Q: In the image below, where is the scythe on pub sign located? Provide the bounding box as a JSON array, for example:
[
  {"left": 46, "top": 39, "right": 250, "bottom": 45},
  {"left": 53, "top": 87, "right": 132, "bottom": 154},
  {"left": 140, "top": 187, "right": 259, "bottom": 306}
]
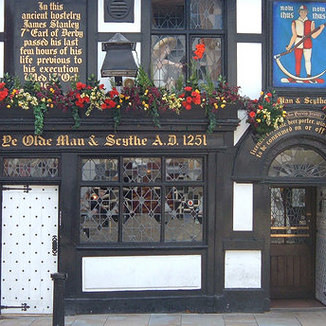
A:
[{"left": 274, "top": 22, "right": 326, "bottom": 82}]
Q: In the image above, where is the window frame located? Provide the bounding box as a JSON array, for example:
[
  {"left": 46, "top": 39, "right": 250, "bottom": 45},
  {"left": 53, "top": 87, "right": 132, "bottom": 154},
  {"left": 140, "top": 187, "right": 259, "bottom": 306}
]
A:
[
  {"left": 150, "top": 0, "right": 226, "bottom": 83},
  {"left": 78, "top": 154, "right": 207, "bottom": 247}
]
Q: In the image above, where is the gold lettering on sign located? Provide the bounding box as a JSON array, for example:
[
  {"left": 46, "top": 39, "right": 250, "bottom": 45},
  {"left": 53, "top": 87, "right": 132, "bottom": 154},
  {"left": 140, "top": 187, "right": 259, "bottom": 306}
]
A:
[
  {"left": 19, "top": 1, "right": 84, "bottom": 85},
  {"left": 2, "top": 135, "right": 18, "bottom": 147},
  {"left": 250, "top": 111, "right": 326, "bottom": 158},
  {"left": 0, "top": 133, "right": 210, "bottom": 148},
  {"left": 56, "top": 135, "right": 85, "bottom": 146},
  {"left": 22, "top": 135, "right": 52, "bottom": 146}
]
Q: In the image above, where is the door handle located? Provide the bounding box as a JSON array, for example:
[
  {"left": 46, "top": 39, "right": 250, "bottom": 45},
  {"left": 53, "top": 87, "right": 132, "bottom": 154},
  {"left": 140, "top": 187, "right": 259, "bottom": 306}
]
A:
[{"left": 52, "top": 235, "right": 58, "bottom": 256}]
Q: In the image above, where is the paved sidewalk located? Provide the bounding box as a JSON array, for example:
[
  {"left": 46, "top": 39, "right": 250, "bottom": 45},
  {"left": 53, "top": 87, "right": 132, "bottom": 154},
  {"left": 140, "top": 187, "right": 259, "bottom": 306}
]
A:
[{"left": 1, "top": 308, "right": 326, "bottom": 326}]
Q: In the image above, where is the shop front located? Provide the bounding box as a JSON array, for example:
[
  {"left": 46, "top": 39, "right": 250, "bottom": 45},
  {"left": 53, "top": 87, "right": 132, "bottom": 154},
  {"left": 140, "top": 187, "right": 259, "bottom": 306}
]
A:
[
  {"left": 234, "top": 108, "right": 326, "bottom": 307},
  {"left": 1, "top": 107, "right": 262, "bottom": 314}
]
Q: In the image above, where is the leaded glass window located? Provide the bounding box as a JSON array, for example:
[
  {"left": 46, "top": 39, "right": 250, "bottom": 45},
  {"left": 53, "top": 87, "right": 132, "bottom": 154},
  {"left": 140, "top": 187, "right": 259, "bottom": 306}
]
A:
[
  {"left": 123, "top": 157, "right": 161, "bottom": 182},
  {"left": 82, "top": 158, "right": 118, "bottom": 181},
  {"left": 268, "top": 146, "right": 326, "bottom": 177},
  {"left": 271, "top": 187, "right": 311, "bottom": 244},
  {"left": 166, "top": 158, "right": 203, "bottom": 181},
  {"left": 3, "top": 158, "right": 59, "bottom": 177},
  {"left": 80, "top": 186, "right": 119, "bottom": 242},
  {"left": 190, "top": 0, "right": 223, "bottom": 29},
  {"left": 152, "top": 0, "right": 185, "bottom": 29},
  {"left": 151, "top": 0, "right": 223, "bottom": 88},
  {"left": 123, "top": 186, "right": 161, "bottom": 242},
  {"left": 80, "top": 156, "right": 205, "bottom": 244},
  {"left": 165, "top": 186, "right": 203, "bottom": 242}
]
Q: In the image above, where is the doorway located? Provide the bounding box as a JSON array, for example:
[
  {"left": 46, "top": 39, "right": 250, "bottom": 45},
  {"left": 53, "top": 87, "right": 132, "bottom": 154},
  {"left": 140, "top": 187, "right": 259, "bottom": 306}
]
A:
[
  {"left": 1, "top": 185, "right": 59, "bottom": 314},
  {"left": 270, "top": 187, "right": 315, "bottom": 299}
]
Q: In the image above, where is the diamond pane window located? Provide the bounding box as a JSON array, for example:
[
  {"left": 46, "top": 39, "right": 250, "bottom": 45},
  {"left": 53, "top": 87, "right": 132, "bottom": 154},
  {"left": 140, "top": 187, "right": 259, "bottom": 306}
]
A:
[
  {"left": 82, "top": 158, "right": 118, "bottom": 181},
  {"left": 166, "top": 158, "right": 203, "bottom": 181},
  {"left": 151, "top": 35, "right": 185, "bottom": 89},
  {"left": 190, "top": 0, "right": 223, "bottom": 29},
  {"left": 165, "top": 186, "right": 203, "bottom": 242},
  {"left": 192, "top": 37, "right": 221, "bottom": 84},
  {"left": 152, "top": 0, "right": 185, "bottom": 29},
  {"left": 123, "top": 186, "right": 161, "bottom": 242},
  {"left": 271, "top": 188, "right": 310, "bottom": 244},
  {"left": 80, "top": 187, "right": 119, "bottom": 243},
  {"left": 3, "top": 158, "right": 59, "bottom": 177},
  {"left": 123, "top": 157, "right": 161, "bottom": 183},
  {"left": 151, "top": 0, "right": 223, "bottom": 89},
  {"left": 268, "top": 146, "right": 326, "bottom": 177},
  {"left": 80, "top": 156, "right": 205, "bottom": 244}
]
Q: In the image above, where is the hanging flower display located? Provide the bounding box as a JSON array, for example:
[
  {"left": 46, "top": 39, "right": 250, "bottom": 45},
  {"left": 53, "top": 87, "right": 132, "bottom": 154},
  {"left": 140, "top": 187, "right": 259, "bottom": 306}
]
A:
[{"left": 246, "top": 90, "right": 287, "bottom": 139}]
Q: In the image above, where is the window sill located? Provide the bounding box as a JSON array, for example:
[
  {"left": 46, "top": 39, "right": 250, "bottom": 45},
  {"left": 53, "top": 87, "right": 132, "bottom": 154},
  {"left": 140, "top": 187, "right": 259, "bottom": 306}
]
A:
[{"left": 76, "top": 243, "right": 208, "bottom": 251}]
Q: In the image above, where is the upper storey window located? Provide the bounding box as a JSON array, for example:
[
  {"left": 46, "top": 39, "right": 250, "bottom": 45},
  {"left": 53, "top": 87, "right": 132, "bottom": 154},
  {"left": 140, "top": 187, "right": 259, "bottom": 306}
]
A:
[{"left": 151, "top": 0, "right": 223, "bottom": 89}]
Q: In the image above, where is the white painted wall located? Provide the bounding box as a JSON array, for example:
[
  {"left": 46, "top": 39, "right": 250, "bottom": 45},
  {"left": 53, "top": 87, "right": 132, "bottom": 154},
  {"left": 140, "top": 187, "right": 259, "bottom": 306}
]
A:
[
  {"left": 234, "top": 109, "right": 249, "bottom": 145},
  {"left": 236, "top": 0, "right": 261, "bottom": 34},
  {"left": 315, "top": 187, "right": 326, "bottom": 305},
  {"left": 0, "top": 0, "right": 4, "bottom": 32},
  {"left": 82, "top": 255, "right": 202, "bottom": 292},
  {"left": 0, "top": 42, "right": 3, "bottom": 78},
  {"left": 233, "top": 182, "right": 253, "bottom": 231},
  {"left": 237, "top": 43, "right": 262, "bottom": 100},
  {"left": 225, "top": 250, "right": 261, "bottom": 288},
  {"left": 98, "top": 0, "right": 141, "bottom": 33}
]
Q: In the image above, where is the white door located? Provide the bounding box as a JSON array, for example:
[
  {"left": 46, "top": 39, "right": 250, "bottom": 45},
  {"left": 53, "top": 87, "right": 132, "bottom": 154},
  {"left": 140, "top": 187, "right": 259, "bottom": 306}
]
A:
[{"left": 1, "top": 185, "right": 59, "bottom": 314}]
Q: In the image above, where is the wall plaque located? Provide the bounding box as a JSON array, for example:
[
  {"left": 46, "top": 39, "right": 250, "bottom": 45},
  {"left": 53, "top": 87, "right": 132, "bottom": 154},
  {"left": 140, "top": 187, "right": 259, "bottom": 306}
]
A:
[{"left": 9, "top": 0, "right": 87, "bottom": 87}]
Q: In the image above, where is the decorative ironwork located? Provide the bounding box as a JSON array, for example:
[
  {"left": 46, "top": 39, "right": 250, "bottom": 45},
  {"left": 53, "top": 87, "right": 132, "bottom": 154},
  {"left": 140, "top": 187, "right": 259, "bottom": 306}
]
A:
[
  {"left": 268, "top": 146, "right": 326, "bottom": 177},
  {"left": 152, "top": 0, "right": 185, "bottom": 29},
  {"left": 271, "top": 188, "right": 310, "bottom": 244},
  {"left": 80, "top": 187, "right": 119, "bottom": 243},
  {"left": 151, "top": 35, "right": 185, "bottom": 88},
  {"left": 192, "top": 37, "right": 221, "bottom": 84},
  {"left": 52, "top": 235, "right": 58, "bottom": 256},
  {"left": 190, "top": 0, "right": 223, "bottom": 29},
  {"left": 165, "top": 186, "right": 203, "bottom": 242},
  {"left": 82, "top": 158, "right": 118, "bottom": 181},
  {"left": 123, "top": 157, "right": 161, "bottom": 183},
  {"left": 123, "top": 186, "right": 161, "bottom": 242},
  {"left": 3, "top": 158, "right": 59, "bottom": 178},
  {"left": 166, "top": 158, "right": 203, "bottom": 181}
]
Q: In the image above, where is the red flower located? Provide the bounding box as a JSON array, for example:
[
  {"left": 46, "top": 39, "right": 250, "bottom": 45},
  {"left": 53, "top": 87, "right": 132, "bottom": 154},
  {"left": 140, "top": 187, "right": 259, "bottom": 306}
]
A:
[
  {"left": 193, "top": 43, "right": 205, "bottom": 60},
  {"left": 185, "top": 104, "right": 192, "bottom": 110},
  {"left": 249, "top": 111, "right": 256, "bottom": 118},
  {"left": 266, "top": 92, "right": 272, "bottom": 97},
  {"left": 101, "top": 98, "right": 116, "bottom": 109},
  {"left": 184, "top": 86, "right": 192, "bottom": 92},
  {"left": 265, "top": 98, "right": 270, "bottom": 103},
  {"left": 76, "top": 82, "right": 86, "bottom": 90},
  {"left": 186, "top": 96, "right": 193, "bottom": 104},
  {"left": 0, "top": 82, "right": 6, "bottom": 89},
  {"left": 191, "top": 91, "right": 201, "bottom": 105},
  {"left": 99, "top": 84, "right": 105, "bottom": 89},
  {"left": 109, "top": 87, "right": 119, "bottom": 98},
  {"left": 0, "top": 88, "right": 8, "bottom": 101}
]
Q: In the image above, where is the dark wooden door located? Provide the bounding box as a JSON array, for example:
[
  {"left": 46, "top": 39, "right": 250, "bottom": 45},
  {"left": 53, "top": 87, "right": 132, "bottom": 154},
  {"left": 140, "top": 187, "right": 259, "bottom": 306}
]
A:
[{"left": 270, "top": 187, "right": 315, "bottom": 299}]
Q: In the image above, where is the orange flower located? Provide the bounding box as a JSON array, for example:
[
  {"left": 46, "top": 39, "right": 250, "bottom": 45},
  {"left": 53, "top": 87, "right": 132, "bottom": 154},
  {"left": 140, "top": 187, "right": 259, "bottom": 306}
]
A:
[
  {"left": 193, "top": 43, "right": 205, "bottom": 60},
  {"left": 249, "top": 111, "right": 256, "bottom": 118}
]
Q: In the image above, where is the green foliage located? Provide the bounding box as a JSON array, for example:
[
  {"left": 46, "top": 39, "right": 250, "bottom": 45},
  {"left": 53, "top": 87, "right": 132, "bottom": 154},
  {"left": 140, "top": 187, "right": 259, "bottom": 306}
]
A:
[{"left": 135, "top": 66, "right": 154, "bottom": 89}]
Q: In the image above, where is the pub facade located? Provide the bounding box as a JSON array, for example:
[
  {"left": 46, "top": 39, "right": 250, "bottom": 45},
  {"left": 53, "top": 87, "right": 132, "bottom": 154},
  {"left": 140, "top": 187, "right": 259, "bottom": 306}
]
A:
[{"left": 0, "top": 0, "right": 326, "bottom": 315}]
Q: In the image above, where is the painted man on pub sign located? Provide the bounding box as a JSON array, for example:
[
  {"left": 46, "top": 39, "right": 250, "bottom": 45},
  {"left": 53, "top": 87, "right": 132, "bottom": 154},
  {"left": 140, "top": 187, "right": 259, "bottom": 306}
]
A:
[{"left": 273, "top": 2, "right": 326, "bottom": 88}]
